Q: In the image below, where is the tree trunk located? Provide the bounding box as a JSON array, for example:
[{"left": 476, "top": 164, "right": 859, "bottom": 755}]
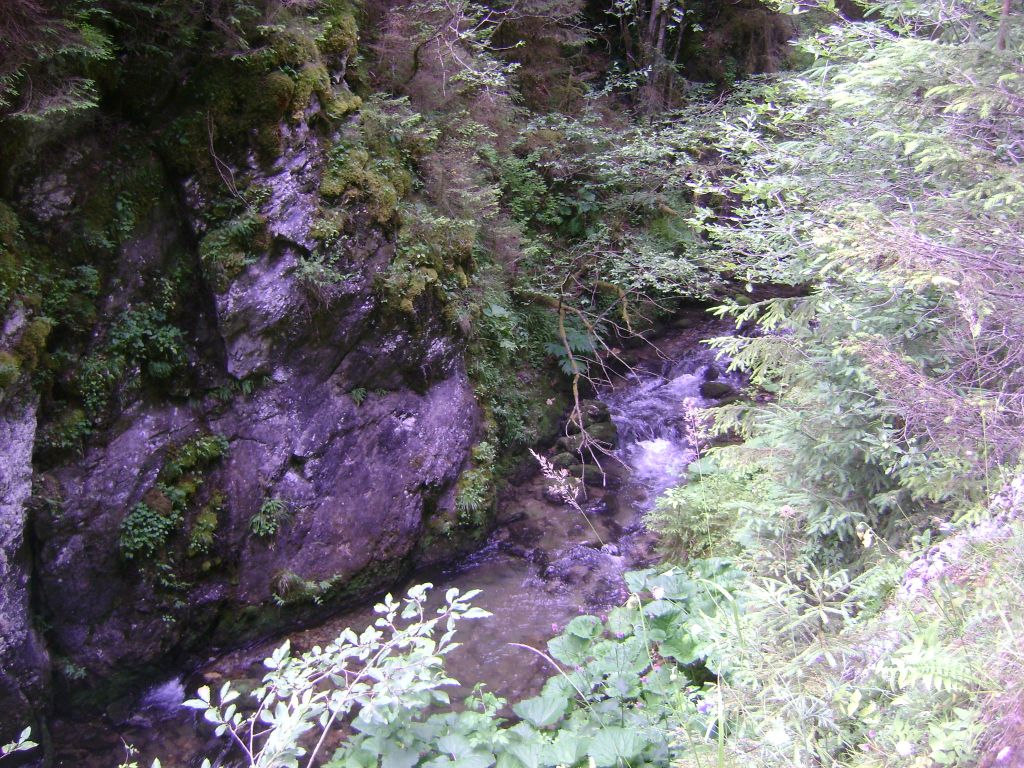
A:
[{"left": 997, "top": 0, "right": 1012, "bottom": 51}]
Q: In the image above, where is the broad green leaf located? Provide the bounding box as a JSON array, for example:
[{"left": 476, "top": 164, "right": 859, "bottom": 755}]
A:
[
  {"left": 512, "top": 692, "right": 569, "bottom": 728},
  {"left": 380, "top": 748, "right": 419, "bottom": 768},
  {"left": 565, "top": 615, "right": 603, "bottom": 639},
  {"left": 587, "top": 727, "right": 646, "bottom": 767}
]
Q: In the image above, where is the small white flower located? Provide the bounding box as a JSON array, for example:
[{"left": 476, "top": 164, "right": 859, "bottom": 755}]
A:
[
  {"left": 651, "top": 586, "right": 666, "bottom": 600},
  {"left": 895, "top": 741, "right": 914, "bottom": 757},
  {"left": 765, "top": 722, "right": 790, "bottom": 748}
]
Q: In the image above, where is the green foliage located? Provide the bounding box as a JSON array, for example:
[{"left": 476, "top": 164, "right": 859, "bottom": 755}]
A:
[
  {"left": 118, "top": 432, "right": 228, "bottom": 568},
  {"left": 348, "top": 387, "right": 368, "bottom": 405},
  {"left": 188, "top": 492, "right": 223, "bottom": 558},
  {"left": 57, "top": 658, "right": 87, "bottom": 682},
  {"left": 271, "top": 569, "right": 341, "bottom": 606},
  {"left": 0, "top": 0, "right": 114, "bottom": 122},
  {"left": 36, "top": 407, "right": 92, "bottom": 455},
  {"left": 1, "top": 728, "right": 37, "bottom": 759},
  {"left": 162, "top": 434, "right": 229, "bottom": 482},
  {"left": 108, "top": 305, "right": 186, "bottom": 380},
  {"left": 632, "top": 0, "right": 1024, "bottom": 564},
  {"left": 185, "top": 563, "right": 752, "bottom": 768},
  {"left": 455, "top": 442, "right": 498, "bottom": 526},
  {"left": 119, "top": 502, "right": 181, "bottom": 562},
  {"left": 209, "top": 374, "right": 270, "bottom": 403},
  {"left": 485, "top": 148, "right": 570, "bottom": 229},
  {"left": 198, "top": 211, "right": 268, "bottom": 293},
  {"left": 250, "top": 497, "right": 291, "bottom": 539},
  {"left": 74, "top": 352, "right": 126, "bottom": 418},
  {"left": 69, "top": 302, "right": 189, "bottom": 419},
  {"left": 649, "top": 450, "right": 793, "bottom": 560},
  {"left": 628, "top": 1, "right": 1024, "bottom": 764},
  {"left": 669, "top": 502, "right": 1024, "bottom": 768},
  {"left": 294, "top": 252, "right": 355, "bottom": 305},
  {"left": 543, "top": 322, "right": 596, "bottom": 376}
]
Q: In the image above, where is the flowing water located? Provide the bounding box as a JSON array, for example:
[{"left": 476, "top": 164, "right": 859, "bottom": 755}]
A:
[{"left": 52, "top": 323, "right": 740, "bottom": 766}]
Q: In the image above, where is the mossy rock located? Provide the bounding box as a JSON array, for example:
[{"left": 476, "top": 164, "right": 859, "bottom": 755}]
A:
[
  {"left": 321, "top": 136, "right": 411, "bottom": 224},
  {"left": 587, "top": 421, "right": 618, "bottom": 446},
  {"left": 310, "top": 208, "right": 349, "bottom": 243},
  {"left": 189, "top": 501, "right": 220, "bottom": 552},
  {"left": 14, "top": 317, "right": 53, "bottom": 365},
  {"left": 261, "top": 71, "right": 297, "bottom": 117},
  {"left": 271, "top": 28, "right": 322, "bottom": 69},
  {"left": 0, "top": 351, "right": 21, "bottom": 389},
  {"left": 325, "top": 89, "right": 362, "bottom": 119},
  {"left": 319, "top": 12, "right": 359, "bottom": 58},
  {"left": 557, "top": 421, "right": 617, "bottom": 452},
  {"left": 293, "top": 62, "right": 332, "bottom": 119},
  {"left": 551, "top": 452, "right": 577, "bottom": 470},
  {"left": 566, "top": 399, "right": 611, "bottom": 433},
  {"left": 569, "top": 464, "right": 609, "bottom": 487}
]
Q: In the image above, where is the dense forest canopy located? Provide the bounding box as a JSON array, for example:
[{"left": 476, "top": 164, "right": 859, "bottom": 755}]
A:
[{"left": 1, "top": 0, "right": 1023, "bottom": 765}]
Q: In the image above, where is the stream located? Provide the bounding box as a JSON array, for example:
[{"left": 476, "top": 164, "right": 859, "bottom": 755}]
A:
[{"left": 51, "top": 322, "right": 741, "bottom": 767}]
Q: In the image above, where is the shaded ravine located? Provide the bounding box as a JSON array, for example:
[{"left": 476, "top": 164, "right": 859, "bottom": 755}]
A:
[{"left": 51, "top": 324, "right": 741, "bottom": 767}]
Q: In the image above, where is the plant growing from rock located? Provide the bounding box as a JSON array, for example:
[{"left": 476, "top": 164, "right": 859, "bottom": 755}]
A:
[
  {"left": 250, "top": 497, "right": 291, "bottom": 539},
  {"left": 271, "top": 570, "right": 342, "bottom": 607},
  {"left": 119, "top": 501, "right": 182, "bottom": 561}
]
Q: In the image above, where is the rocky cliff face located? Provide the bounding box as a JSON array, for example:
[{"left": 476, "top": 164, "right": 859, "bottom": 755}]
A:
[
  {"left": 0, "top": 311, "right": 50, "bottom": 739},
  {"left": 0, "top": 27, "right": 482, "bottom": 735}
]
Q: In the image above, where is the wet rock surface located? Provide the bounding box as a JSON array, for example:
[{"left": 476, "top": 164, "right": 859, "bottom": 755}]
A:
[{"left": 0, "top": 378, "right": 49, "bottom": 740}]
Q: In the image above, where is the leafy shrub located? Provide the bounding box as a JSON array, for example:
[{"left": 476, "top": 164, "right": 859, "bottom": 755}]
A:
[
  {"left": 650, "top": 448, "right": 797, "bottom": 560},
  {"left": 108, "top": 305, "right": 187, "bottom": 380},
  {"left": 74, "top": 352, "right": 126, "bottom": 417},
  {"left": 184, "top": 565, "right": 743, "bottom": 768}
]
